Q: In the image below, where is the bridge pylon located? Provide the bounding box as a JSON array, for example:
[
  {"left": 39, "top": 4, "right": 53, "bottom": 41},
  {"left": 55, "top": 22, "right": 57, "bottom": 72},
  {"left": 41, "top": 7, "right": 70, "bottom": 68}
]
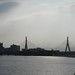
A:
[
  {"left": 25, "top": 36, "right": 28, "bottom": 50},
  {"left": 65, "top": 36, "right": 70, "bottom": 52}
]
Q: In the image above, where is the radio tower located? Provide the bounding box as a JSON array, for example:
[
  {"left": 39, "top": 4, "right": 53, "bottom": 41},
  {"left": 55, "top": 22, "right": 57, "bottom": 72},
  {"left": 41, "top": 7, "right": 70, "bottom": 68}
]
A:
[
  {"left": 65, "top": 36, "right": 70, "bottom": 52},
  {"left": 25, "top": 36, "right": 28, "bottom": 50}
]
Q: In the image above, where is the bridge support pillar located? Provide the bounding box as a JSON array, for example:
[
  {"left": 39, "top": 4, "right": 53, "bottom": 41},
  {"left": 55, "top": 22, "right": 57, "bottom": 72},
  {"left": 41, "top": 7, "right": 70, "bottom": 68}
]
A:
[{"left": 65, "top": 36, "right": 70, "bottom": 52}]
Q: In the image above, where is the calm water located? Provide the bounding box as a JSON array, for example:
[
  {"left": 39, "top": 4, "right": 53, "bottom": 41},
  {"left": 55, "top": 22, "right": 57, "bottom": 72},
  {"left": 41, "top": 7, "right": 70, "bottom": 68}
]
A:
[{"left": 0, "top": 56, "right": 75, "bottom": 75}]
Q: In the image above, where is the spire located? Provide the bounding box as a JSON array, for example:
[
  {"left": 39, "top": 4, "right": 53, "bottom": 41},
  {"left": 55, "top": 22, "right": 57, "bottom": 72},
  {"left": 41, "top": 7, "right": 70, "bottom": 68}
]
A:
[
  {"left": 65, "top": 36, "right": 70, "bottom": 52},
  {"left": 25, "top": 36, "right": 28, "bottom": 50}
]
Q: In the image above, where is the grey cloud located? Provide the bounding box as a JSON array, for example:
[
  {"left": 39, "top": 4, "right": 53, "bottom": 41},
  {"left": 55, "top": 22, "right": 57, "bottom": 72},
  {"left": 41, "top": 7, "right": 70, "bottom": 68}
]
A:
[
  {"left": 71, "top": 4, "right": 75, "bottom": 9},
  {"left": 0, "top": 1, "right": 19, "bottom": 13},
  {"left": 70, "top": 4, "right": 75, "bottom": 13},
  {"left": 0, "top": 0, "right": 7, "bottom": 2}
]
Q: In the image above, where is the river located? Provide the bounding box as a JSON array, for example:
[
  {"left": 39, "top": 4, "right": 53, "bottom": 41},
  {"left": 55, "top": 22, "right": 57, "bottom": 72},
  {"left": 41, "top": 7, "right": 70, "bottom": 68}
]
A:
[{"left": 0, "top": 56, "right": 75, "bottom": 75}]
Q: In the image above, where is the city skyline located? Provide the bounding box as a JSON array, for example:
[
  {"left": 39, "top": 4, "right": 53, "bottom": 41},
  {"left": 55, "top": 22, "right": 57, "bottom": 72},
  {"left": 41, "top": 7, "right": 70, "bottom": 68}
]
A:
[
  {"left": 0, "top": 0, "right": 75, "bottom": 49},
  {"left": 0, "top": 36, "right": 75, "bottom": 51},
  {"left": 0, "top": 36, "right": 75, "bottom": 57}
]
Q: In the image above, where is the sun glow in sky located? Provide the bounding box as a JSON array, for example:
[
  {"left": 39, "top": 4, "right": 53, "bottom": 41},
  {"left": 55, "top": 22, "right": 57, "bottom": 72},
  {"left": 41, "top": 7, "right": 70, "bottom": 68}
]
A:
[{"left": 0, "top": 0, "right": 75, "bottom": 49}]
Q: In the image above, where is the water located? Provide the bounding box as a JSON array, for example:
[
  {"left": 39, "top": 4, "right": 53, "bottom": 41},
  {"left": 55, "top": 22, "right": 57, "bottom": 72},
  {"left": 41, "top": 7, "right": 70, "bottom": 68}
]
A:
[{"left": 0, "top": 56, "right": 75, "bottom": 75}]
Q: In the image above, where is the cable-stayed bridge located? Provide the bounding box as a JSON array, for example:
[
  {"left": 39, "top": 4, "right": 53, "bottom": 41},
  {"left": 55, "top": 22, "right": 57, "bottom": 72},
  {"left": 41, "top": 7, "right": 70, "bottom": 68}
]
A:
[
  {"left": 1, "top": 36, "right": 75, "bottom": 57},
  {"left": 20, "top": 37, "right": 75, "bottom": 52},
  {"left": 20, "top": 40, "right": 39, "bottom": 50},
  {"left": 54, "top": 37, "right": 75, "bottom": 52}
]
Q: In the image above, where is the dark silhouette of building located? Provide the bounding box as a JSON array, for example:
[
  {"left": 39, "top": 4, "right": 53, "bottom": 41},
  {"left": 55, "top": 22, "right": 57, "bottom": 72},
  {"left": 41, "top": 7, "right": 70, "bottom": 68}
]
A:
[
  {"left": 0, "top": 43, "right": 3, "bottom": 48},
  {"left": 9, "top": 44, "right": 20, "bottom": 55},
  {"left": 10, "top": 44, "right": 20, "bottom": 51},
  {"left": 65, "top": 36, "right": 70, "bottom": 52},
  {"left": 0, "top": 43, "right": 4, "bottom": 54}
]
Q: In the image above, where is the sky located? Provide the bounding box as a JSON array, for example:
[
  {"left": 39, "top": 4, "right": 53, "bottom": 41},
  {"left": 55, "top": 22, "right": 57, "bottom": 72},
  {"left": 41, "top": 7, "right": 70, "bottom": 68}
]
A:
[{"left": 0, "top": 0, "right": 75, "bottom": 50}]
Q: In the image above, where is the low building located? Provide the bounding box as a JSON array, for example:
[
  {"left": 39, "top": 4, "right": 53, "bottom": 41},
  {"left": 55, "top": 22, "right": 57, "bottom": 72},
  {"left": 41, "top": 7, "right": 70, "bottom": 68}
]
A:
[{"left": 10, "top": 44, "right": 20, "bottom": 55}]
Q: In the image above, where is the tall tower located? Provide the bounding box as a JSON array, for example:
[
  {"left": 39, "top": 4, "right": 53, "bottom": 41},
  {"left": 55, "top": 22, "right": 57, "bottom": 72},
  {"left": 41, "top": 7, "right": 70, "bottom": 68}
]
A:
[
  {"left": 25, "top": 36, "right": 28, "bottom": 50},
  {"left": 65, "top": 36, "right": 70, "bottom": 52}
]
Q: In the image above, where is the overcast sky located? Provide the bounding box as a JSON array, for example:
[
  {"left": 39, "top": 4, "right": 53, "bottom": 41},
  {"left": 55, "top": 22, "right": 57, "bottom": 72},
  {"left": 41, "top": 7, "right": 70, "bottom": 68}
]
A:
[{"left": 0, "top": 0, "right": 75, "bottom": 50}]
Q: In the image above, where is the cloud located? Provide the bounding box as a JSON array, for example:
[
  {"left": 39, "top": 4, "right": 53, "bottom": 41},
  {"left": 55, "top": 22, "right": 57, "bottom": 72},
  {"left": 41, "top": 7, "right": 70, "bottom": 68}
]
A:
[
  {"left": 0, "top": 0, "right": 10, "bottom": 4},
  {"left": 0, "top": 1, "right": 19, "bottom": 14},
  {"left": 0, "top": 0, "right": 7, "bottom": 1}
]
